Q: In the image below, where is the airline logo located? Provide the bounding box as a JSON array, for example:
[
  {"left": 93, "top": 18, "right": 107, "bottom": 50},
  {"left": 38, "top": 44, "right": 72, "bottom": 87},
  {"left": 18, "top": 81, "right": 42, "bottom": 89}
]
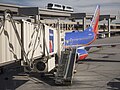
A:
[
  {"left": 49, "top": 29, "right": 54, "bottom": 53},
  {"left": 91, "top": 5, "right": 100, "bottom": 34}
]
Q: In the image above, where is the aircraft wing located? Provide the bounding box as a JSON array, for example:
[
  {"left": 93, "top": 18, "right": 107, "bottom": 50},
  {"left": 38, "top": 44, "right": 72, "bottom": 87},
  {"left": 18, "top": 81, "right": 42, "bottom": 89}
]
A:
[
  {"left": 88, "top": 43, "right": 120, "bottom": 47},
  {"left": 85, "top": 43, "right": 120, "bottom": 51},
  {"left": 76, "top": 43, "right": 120, "bottom": 60},
  {"left": 64, "top": 43, "right": 120, "bottom": 49}
]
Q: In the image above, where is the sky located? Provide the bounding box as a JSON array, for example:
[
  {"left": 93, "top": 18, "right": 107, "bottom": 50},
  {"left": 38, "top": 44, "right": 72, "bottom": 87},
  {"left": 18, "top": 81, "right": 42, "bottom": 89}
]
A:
[{"left": 0, "top": 0, "right": 120, "bottom": 15}]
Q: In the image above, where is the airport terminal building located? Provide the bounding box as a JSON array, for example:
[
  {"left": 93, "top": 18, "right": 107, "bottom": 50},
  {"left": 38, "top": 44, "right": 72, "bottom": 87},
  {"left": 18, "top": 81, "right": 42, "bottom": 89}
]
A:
[{"left": 0, "top": 3, "right": 120, "bottom": 33}]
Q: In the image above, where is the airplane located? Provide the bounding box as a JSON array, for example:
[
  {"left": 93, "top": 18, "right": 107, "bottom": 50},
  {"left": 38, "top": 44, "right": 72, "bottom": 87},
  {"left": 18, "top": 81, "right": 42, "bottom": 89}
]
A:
[{"left": 64, "top": 5, "right": 120, "bottom": 61}]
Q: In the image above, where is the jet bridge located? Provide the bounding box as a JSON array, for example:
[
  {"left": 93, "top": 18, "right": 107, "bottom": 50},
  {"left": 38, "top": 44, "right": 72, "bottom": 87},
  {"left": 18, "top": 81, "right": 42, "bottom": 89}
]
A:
[{"left": 0, "top": 8, "right": 77, "bottom": 86}]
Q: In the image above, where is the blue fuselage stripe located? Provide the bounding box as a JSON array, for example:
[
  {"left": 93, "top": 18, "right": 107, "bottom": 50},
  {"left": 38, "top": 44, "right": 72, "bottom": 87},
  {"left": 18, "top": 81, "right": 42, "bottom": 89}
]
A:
[{"left": 65, "top": 27, "right": 95, "bottom": 46}]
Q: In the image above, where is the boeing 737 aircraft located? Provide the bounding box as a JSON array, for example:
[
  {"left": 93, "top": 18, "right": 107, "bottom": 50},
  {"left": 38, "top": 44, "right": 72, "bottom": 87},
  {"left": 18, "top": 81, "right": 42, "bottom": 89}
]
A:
[{"left": 64, "top": 5, "right": 120, "bottom": 61}]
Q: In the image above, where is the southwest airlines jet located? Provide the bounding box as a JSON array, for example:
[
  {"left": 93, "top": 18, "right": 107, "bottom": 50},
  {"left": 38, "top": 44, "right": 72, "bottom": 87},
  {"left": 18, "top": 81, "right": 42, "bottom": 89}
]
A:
[{"left": 64, "top": 5, "right": 120, "bottom": 61}]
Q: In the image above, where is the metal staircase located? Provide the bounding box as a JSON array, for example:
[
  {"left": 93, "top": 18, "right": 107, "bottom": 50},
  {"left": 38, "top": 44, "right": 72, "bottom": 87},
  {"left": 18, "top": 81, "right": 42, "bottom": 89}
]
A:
[{"left": 55, "top": 48, "right": 76, "bottom": 85}]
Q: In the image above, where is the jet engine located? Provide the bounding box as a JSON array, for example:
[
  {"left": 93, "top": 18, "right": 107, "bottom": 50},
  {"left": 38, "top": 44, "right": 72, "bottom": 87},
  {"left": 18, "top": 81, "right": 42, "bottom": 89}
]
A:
[{"left": 76, "top": 48, "right": 88, "bottom": 61}]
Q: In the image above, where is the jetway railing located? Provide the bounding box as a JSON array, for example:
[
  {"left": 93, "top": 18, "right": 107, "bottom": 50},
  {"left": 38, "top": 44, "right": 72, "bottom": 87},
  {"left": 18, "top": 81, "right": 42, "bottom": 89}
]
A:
[{"left": 0, "top": 10, "right": 44, "bottom": 69}]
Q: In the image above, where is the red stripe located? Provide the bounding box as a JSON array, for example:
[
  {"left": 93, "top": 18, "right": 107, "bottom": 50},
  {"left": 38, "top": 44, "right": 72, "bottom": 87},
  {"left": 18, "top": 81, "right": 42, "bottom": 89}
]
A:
[
  {"left": 78, "top": 54, "right": 88, "bottom": 60},
  {"left": 93, "top": 9, "right": 100, "bottom": 34}
]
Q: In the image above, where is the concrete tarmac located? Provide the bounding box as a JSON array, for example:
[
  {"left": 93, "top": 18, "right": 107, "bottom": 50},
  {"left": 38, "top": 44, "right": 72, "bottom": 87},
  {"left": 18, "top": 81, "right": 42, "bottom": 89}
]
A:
[{"left": 0, "top": 36, "right": 120, "bottom": 90}]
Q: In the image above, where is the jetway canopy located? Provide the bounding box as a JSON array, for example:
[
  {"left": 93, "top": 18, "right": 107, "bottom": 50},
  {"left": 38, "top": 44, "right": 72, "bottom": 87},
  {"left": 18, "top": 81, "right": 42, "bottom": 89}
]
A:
[
  {"left": 19, "top": 7, "right": 71, "bottom": 19},
  {"left": 0, "top": 3, "right": 71, "bottom": 19}
]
